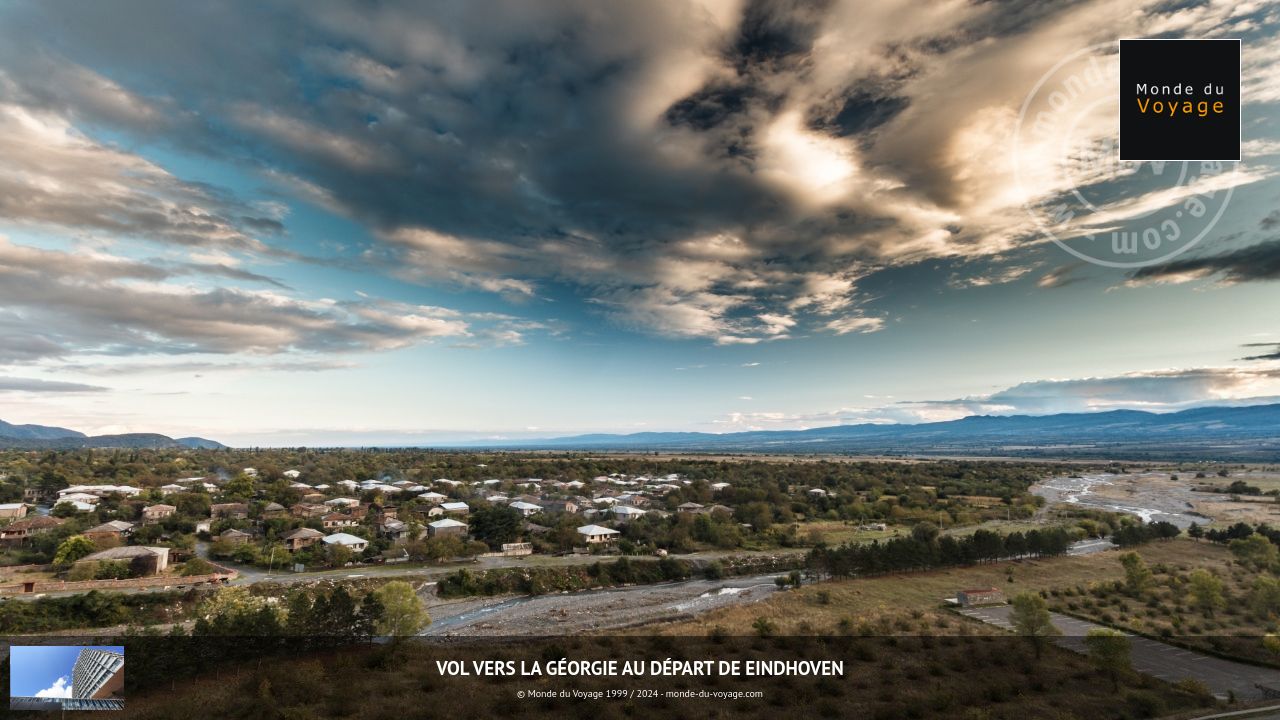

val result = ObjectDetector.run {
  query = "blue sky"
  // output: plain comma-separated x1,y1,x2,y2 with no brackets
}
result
9,646,123,698
0,1,1279,445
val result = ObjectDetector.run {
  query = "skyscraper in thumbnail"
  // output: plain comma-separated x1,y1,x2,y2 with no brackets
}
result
71,648,125,699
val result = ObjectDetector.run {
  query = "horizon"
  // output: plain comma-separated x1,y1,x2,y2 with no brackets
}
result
7,398,1280,448
0,2,1278,447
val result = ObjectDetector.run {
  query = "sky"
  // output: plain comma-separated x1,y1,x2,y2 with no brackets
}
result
8,645,123,698
0,1,1279,446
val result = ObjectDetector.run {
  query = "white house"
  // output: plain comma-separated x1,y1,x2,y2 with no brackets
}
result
612,505,647,522
577,524,620,544
160,483,185,495
419,491,447,504
509,501,543,517
321,532,369,553
441,501,469,516
283,470,302,479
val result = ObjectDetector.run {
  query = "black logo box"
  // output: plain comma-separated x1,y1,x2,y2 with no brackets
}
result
1119,38,1240,161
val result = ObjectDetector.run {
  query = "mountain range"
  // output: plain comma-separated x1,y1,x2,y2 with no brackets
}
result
454,403,1280,461
0,419,224,450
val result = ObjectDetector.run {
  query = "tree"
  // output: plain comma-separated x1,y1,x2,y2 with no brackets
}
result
1251,576,1280,618
1084,628,1131,692
53,535,95,567
1230,534,1278,571
911,521,939,544
1010,592,1060,660
373,580,430,636
1188,569,1225,615
468,506,523,550
1188,523,1204,540
1119,552,1153,595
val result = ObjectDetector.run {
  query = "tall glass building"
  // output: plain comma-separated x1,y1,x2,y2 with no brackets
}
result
71,648,125,699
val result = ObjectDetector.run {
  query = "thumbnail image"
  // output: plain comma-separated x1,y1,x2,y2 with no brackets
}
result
9,646,124,712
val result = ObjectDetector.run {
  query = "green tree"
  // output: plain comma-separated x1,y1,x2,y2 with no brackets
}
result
1119,552,1153,595
1084,628,1131,692
1188,569,1225,615
1230,534,1279,571
1010,592,1061,660
1251,576,1280,618
372,580,431,636
53,535,95,567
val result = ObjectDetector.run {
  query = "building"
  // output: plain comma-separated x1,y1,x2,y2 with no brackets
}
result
79,546,170,575
677,502,705,513
427,518,468,538
290,502,327,519
0,514,65,543
509,500,543,517
956,587,1006,607
261,502,287,519
322,513,357,529
441,501,469,516
282,527,324,552
611,505,647,523
542,499,579,514
141,504,177,522
218,528,251,545
322,532,369,553
10,697,124,711
72,647,125,699
83,520,134,544
0,502,28,519
159,483,185,495
210,502,249,519
577,524,620,544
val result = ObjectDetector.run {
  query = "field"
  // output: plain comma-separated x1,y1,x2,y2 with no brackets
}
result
646,540,1228,637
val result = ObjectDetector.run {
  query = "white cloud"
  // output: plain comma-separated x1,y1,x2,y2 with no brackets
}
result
35,676,73,699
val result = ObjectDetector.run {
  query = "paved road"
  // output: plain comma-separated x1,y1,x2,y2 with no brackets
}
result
1067,537,1115,556
959,605,1280,700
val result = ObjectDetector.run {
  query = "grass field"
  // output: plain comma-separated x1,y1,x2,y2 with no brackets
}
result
649,539,1228,637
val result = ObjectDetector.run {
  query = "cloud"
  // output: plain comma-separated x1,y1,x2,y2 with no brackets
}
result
0,377,107,393
34,677,73,699
0,238,548,363
708,365,1280,430
1128,238,1280,285
0,0,1278,347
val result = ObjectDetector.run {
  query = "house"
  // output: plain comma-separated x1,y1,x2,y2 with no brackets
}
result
418,492,448,504
159,484,185,496
611,505,647,523
83,521,134,544
321,532,369,553
290,503,328,519
0,502,28,519
78,546,170,575
322,513,357,530
808,488,829,497
577,524,620,544
710,482,731,492
380,518,411,543
542,499,579,514
282,527,324,552
509,501,543,517
283,470,302,479
261,502,287,519
59,485,141,498
0,515,65,543
677,502,705,514
210,502,249,519
428,518,468,538
142,504,177,522
218,528,251,545
324,497,360,510
441,501,469,516
956,587,1006,607
56,492,101,507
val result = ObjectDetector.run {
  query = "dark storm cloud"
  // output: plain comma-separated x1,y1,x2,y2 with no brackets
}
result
1242,343,1280,361
1129,239,1280,284
1,0,1277,350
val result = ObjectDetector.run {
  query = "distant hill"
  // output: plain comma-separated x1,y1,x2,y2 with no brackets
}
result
0,420,226,450
454,403,1280,461
0,419,84,441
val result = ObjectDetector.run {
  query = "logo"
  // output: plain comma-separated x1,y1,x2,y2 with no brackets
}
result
1013,43,1237,268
